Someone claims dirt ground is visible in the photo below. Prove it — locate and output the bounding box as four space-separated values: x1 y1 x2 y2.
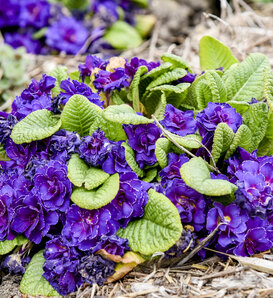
1 0 273 297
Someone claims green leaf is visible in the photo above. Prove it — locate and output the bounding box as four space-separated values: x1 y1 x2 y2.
67 154 89 187
89 114 127 141
161 53 193 72
264 66 273 111
0 145 10 161
142 168 158 182
205 70 227 102
143 90 166 119
84 168 110 190
224 53 271 102
104 21 143 50
128 66 148 112
228 101 250 114
225 124 252 159
117 189 182 255
49 66 68 98
62 0 89 10
170 133 202 150
69 71 81 82
0 236 28 255
199 36 238 71
121 143 144 177
155 137 171 168
112 90 126 105
20 250 60 297
102 104 153 125
146 69 187 90
257 136 273 156
61 94 102 136
242 102 268 151
211 123 234 164
180 157 237 197
11 110 61 144
71 173 119 210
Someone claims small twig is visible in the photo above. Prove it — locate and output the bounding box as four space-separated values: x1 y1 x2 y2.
149 21 161 61
109 283 119 298
199 267 245 280
123 289 159 297
152 115 220 173
176 224 223 266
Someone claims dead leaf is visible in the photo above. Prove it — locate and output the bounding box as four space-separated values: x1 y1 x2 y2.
233 256 273 275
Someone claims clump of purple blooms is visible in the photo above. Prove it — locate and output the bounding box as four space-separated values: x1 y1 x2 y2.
1 53 273 297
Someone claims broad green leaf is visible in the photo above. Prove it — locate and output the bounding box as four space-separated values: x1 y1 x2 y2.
112 90 126 105
49 66 68 98
224 53 270 102
205 70 227 102
89 114 127 141
161 53 193 72
20 250 60 297
180 157 237 197
11 109 61 144
264 66 273 111
225 124 252 159
121 143 144 177
153 91 167 120
71 173 119 210
102 104 153 125
104 21 143 50
63 0 89 10
155 137 171 168
257 136 273 156
84 168 110 190
61 94 102 136
0 236 28 255
69 71 81 82
142 168 158 182
199 36 238 71
228 101 250 115
170 133 202 150
117 189 182 255
135 14 156 38
146 69 187 90
131 0 148 7
242 102 268 151
128 66 148 112
211 123 234 164
67 154 89 187
143 90 166 119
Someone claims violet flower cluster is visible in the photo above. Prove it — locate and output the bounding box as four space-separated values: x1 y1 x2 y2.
0 0 150 55
1 52 273 296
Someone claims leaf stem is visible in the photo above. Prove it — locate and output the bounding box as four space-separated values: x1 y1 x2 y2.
152 114 221 173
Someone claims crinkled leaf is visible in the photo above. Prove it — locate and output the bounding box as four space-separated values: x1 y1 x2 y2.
104 21 142 50
61 94 102 136
228 101 250 115
121 143 144 177
67 154 89 187
128 66 148 113
117 189 183 255
264 66 273 111
146 68 187 90
170 133 202 150
112 90 126 105
257 111 273 156
224 53 270 102
102 104 153 125
71 173 119 210
49 66 68 98
20 250 60 297
180 157 237 197
211 123 234 164
11 109 61 144
161 53 193 72
142 168 158 182
242 102 268 151
205 70 227 102
84 168 110 190
0 236 28 255
89 114 127 141
155 137 171 168
225 124 252 159
199 36 238 71
143 90 167 119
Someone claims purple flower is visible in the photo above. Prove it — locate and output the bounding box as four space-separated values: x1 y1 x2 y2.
91 0 119 24
11 74 56 120
165 178 207 232
79 55 107 81
0 112 17 145
93 68 130 93
78 130 111 166
4 31 43 54
43 236 82 296
233 227 273 256
178 70 197 83
0 254 31 275
32 160 72 212
159 153 189 187
102 141 132 174
46 17 88 54
108 172 149 228
125 57 160 78
161 104 197 137
11 195 59 244
78 254 115 286
60 79 103 106
62 205 119 251
206 202 249 247
0 0 20 28
123 123 161 169
92 235 129 256
19 0 50 28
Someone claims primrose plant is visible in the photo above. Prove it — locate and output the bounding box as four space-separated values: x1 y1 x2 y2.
1 36 273 296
